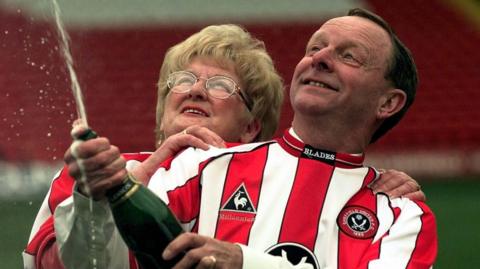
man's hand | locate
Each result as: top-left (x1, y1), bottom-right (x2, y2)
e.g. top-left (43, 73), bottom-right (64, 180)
top-left (64, 125), bottom-right (127, 200)
top-left (162, 232), bottom-right (243, 269)
top-left (369, 169), bottom-right (426, 201)
top-left (132, 125), bottom-right (226, 185)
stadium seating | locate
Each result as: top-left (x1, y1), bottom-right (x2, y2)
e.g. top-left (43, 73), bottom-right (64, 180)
top-left (1, 0), bottom-right (479, 176)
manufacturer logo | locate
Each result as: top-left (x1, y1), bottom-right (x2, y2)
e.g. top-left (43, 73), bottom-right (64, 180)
top-left (302, 145), bottom-right (335, 164)
top-left (337, 206), bottom-right (378, 239)
top-left (221, 183), bottom-right (256, 213)
top-left (266, 242), bottom-right (319, 269)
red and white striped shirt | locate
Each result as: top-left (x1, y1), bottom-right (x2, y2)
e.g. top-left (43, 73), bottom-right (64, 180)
top-left (148, 129), bottom-right (437, 269)
top-left (45, 129), bottom-right (437, 269)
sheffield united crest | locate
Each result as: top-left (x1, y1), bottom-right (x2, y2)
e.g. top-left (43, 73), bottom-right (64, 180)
top-left (337, 206), bottom-right (378, 239)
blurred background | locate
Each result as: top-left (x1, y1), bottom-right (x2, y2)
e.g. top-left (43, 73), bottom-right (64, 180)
top-left (0, 0), bottom-right (478, 267)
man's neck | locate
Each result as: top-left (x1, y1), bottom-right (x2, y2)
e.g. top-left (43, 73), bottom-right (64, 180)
top-left (291, 115), bottom-right (370, 154)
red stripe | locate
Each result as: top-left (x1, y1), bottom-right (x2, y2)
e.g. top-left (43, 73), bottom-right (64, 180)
top-left (393, 207), bottom-right (401, 220)
top-left (48, 153), bottom-right (151, 213)
top-left (166, 145), bottom-right (246, 225)
top-left (36, 240), bottom-right (65, 269)
top-left (214, 147), bottom-right (268, 244)
top-left (48, 166), bottom-right (75, 213)
top-left (337, 169), bottom-right (384, 269)
top-left (191, 220), bottom-right (199, 233)
top-left (279, 158), bottom-right (333, 249)
top-left (166, 157), bottom-right (218, 225)
top-left (128, 250), bottom-right (139, 269)
top-left (166, 176), bottom-right (200, 224)
top-left (362, 168), bottom-right (378, 188)
top-left (25, 217), bottom-right (55, 255)
top-left (406, 202), bottom-right (438, 269)
top-left (337, 186), bottom-right (378, 268)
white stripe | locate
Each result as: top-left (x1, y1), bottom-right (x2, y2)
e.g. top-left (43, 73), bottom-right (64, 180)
top-left (26, 169), bottom-right (62, 243)
top-left (197, 154), bottom-right (232, 237)
top-left (27, 183), bottom-right (53, 242)
top-left (314, 167), bottom-right (369, 268)
top-left (148, 146), bottom-right (231, 203)
top-left (148, 142), bottom-right (269, 231)
top-left (148, 142), bottom-right (267, 191)
top-left (248, 143), bottom-right (298, 251)
top-left (22, 252), bottom-right (36, 269)
top-left (373, 195), bottom-right (394, 243)
top-left (369, 198), bottom-right (424, 268)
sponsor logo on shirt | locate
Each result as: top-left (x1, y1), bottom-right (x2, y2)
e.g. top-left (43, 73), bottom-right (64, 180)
top-left (301, 145), bottom-right (336, 164)
top-left (337, 206), bottom-right (378, 239)
top-left (266, 242), bottom-right (319, 269)
top-left (221, 183), bottom-right (256, 214)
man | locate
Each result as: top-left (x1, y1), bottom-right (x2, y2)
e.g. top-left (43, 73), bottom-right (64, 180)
top-left (55, 9), bottom-right (436, 268)
top-left (144, 9), bottom-right (437, 268)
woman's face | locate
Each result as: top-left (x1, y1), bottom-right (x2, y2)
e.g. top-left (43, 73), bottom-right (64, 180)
top-left (160, 57), bottom-right (259, 143)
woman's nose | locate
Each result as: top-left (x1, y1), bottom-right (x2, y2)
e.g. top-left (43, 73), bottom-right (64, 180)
top-left (188, 79), bottom-right (208, 99)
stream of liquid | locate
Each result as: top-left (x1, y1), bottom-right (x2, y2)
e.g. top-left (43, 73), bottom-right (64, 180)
top-left (51, 0), bottom-right (89, 126)
top-left (50, 1), bottom-right (97, 268)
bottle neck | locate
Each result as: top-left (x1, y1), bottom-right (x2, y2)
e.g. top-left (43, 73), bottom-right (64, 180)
top-left (106, 174), bottom-right (140, 207)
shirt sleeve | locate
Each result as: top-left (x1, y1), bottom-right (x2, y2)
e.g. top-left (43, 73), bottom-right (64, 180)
top-left (239, 244), bottom-right (314, 269)
top-left (54, 188), bottom-right (130, 269)
top-left (360, 197), bottom-right (437, 269)
top-left (25, 155), bottom-right (148, 269)
top-left (23, 167), bottom-right (72, 269)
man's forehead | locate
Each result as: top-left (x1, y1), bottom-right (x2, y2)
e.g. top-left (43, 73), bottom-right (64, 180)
top-left (306, 15), bottom-right (393, 71)
top-left (311, 16), bottom-right (389, 43)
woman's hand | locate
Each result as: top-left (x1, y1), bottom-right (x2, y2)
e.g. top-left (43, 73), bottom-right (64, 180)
top-left (369, 169), bottom-right (426, 201)
top-left (132, 125), bottom-right (226, 185)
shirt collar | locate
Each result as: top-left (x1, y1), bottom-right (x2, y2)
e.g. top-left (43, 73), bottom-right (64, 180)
top-left (281, 128), bottom-right (365, 167)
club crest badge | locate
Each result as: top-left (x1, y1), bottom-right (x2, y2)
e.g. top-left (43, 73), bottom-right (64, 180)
top-left (337, 206), bottom-right (378, 239)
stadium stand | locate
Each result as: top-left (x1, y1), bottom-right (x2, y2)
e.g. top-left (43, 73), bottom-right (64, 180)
top-left (1, 0), bottom-right (479, 176)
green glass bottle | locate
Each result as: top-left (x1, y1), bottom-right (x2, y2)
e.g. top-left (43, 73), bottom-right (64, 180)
top-left (106, 174), bottom-right (184, 269)
top-left (77, 128), bottom-right (184, 268)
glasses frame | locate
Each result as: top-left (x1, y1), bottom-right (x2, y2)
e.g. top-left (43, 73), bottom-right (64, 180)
top-left (167, 71), bottom-right (252, 111)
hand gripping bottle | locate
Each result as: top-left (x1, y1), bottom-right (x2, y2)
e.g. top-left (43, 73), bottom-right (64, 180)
top-left (106, 173), bottom-right (184, 269)
top-left (78, 128), bottom-right (184, 269)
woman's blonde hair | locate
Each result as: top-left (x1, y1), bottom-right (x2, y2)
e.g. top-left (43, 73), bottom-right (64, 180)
top-left (155, 24), bottom-right (284, 144)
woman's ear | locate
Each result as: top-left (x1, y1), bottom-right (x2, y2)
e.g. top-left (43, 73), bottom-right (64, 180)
top-left (240, 119), bottom-right (261, 143)
top-left (156, 121), bottom-right (165, 148)
top-left (377, 89), bottom-right (407, 120)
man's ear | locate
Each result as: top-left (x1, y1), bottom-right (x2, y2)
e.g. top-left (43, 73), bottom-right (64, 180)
top-left (377, 89), bottom-right (407, 120)
top-left (240, 119), bottom-right (261, 143)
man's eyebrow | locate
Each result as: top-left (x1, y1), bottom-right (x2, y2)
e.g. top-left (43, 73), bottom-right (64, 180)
top-left (309, 32), bottom-right (324, 43)
top-left (339, 40), bottom-right (369, 52)
top-left (305, 33), bottom-right (325, 49)
top-left (307, 34), bottom-right (369, 54)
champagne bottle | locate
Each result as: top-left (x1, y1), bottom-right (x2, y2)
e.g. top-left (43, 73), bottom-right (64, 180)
top-left (106, 174), bottom-right (184, 269)
top-left (77, 128), bottom-right (184, 269)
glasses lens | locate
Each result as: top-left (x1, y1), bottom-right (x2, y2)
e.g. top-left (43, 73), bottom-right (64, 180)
top-left (168, 72), bottom-right (196, 92)
top-left (206, 77), bottom-right (235, 98)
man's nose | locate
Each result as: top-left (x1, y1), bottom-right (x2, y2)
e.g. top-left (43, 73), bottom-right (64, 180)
top-left (311, 48), bottom-right (333, 72)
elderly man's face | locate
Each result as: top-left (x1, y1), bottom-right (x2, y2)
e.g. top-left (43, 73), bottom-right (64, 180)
top-left (290, 16), bottom-right (393, 126)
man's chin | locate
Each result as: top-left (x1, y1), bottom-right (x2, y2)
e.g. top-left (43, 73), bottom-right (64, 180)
top-left (292, 95), bottom-right (331, 112)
